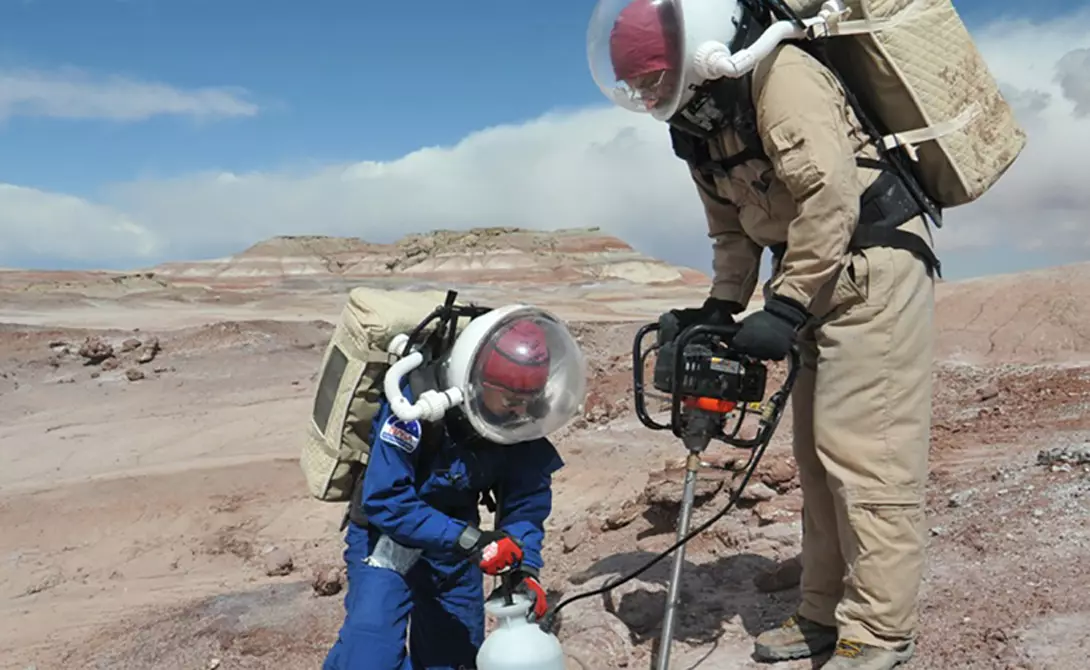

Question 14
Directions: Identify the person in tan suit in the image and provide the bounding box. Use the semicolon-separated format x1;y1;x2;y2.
590;1;940;668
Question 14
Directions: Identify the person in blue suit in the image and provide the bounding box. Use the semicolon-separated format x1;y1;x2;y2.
323;316;576;670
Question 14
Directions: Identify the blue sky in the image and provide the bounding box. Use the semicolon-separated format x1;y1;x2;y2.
1;0;1089;281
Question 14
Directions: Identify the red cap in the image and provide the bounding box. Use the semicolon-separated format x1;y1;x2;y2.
609;0;678;81
479;319;550;394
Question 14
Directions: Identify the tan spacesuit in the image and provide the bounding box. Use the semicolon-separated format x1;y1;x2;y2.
590;0;939;668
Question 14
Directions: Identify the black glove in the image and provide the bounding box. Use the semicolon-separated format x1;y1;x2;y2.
659;297;744;345
730;294;810;361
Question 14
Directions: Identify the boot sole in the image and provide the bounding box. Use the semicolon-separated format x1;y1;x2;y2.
753;637;838;662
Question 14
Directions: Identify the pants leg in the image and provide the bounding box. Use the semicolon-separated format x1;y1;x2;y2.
811;246;934;648
407;554;486;670
790;334;846;628
323;523;415;670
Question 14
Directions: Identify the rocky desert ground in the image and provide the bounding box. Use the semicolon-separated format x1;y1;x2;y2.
2;227;1088;670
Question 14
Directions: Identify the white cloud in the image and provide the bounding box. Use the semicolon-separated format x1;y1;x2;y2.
0;184;158;264
939;9;1090;256
0;66;259;122
2;10;1090;276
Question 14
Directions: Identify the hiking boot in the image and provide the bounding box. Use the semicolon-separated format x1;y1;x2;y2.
753;614;838;662
821;638;916;669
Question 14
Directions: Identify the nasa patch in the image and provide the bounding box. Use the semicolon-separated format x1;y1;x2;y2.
379;415;422;454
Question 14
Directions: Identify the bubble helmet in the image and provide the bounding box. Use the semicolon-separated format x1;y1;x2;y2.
442;305;588;445
587;0;756;120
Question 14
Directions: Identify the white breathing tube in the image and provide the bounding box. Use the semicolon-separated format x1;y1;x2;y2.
692;0;851;79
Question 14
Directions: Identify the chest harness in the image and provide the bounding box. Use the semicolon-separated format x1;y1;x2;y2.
667;39;942;278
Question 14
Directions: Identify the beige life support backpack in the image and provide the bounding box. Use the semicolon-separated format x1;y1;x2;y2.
300;286;464;502
784;0;1026;208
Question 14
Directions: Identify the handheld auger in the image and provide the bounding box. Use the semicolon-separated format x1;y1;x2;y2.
535;313;800;670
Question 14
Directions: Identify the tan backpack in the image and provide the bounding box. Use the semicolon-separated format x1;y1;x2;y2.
785;0;1026;208
300;286;464;502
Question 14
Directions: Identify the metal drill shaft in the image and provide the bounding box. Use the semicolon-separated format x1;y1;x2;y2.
655;451;701;670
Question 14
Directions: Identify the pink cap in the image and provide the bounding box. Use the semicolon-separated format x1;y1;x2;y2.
609;0;678;81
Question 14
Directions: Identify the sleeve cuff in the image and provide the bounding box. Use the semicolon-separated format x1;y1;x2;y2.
450;521;476;552
767;279;811;312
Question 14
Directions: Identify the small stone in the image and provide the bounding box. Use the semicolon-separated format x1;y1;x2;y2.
121;338;142;352
263;547;294;576
754;489;803;526
948;489;976;508
602;500;642;531
125;369;145;382
562;525;586;554
77;337;114;365
754;555;802;593
739;482;777;503
312;564;344;596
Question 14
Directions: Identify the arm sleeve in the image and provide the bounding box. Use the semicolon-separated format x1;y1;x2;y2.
759;56;863;308
360;398;469;554
496;438;565;574
691;168;763;306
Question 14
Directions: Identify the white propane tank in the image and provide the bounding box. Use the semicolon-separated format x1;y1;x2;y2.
477;593;566;670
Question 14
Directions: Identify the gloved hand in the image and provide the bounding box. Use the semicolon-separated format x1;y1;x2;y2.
472;530;524;576
660;297;744;345
730;294;810;361
487;569;549;621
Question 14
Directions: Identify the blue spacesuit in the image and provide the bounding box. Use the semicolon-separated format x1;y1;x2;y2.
322;377;565;670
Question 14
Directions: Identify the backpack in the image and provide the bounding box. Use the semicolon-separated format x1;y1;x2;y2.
780;0;1026;209
300;286;468;502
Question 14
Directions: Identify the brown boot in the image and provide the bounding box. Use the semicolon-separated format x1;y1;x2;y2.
753;613;838;662
820;639;916;669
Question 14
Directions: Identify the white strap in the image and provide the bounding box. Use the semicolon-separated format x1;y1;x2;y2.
881;102;982;161
806;1;924;38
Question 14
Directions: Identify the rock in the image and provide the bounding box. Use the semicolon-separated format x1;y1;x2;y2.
754;555;803;592
78;337;113;365
263;548;294;576
1037;444;1090;467
312;564;345;596
125;369;145;382
752;521;802;548
642;467;728;507
739;481;777;503
754;489;803;525
101;358;121;371
121;338;142;352
948;488;976;508
758;455;799;491
562;524;587;554
554;578;637;669
708;516;752;549
603;500;643;531
582;392;615;424
137;337;161;364
975;384;1000;402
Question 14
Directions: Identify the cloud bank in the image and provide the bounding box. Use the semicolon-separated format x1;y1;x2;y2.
2;10;1089;278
